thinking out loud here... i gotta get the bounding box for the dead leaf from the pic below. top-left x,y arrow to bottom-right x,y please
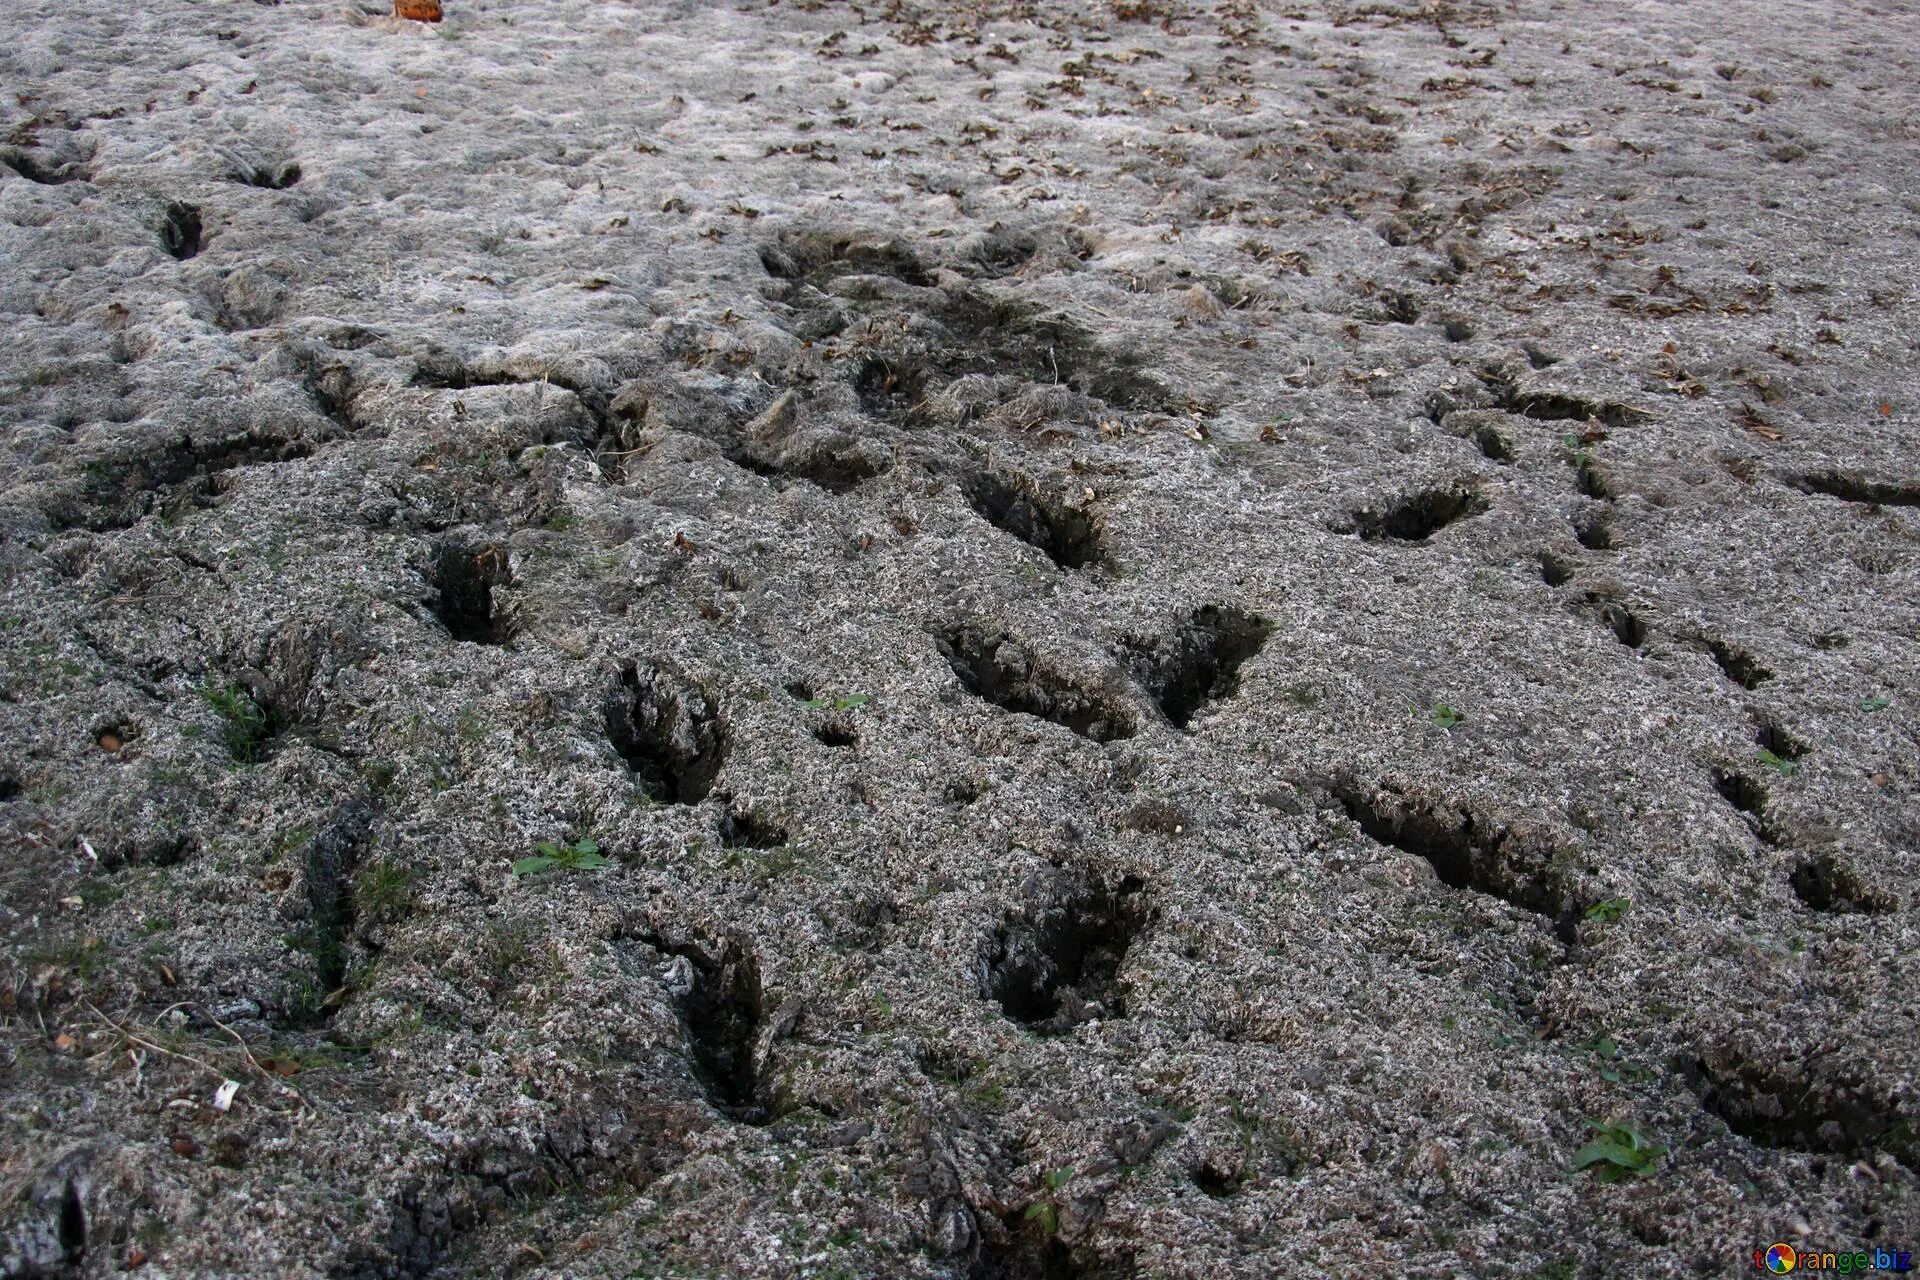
1737,404 -> 1782,441
52,1032 -> 75,1052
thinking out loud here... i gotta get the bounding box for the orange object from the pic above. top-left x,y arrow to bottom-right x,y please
394,0 -> 442,21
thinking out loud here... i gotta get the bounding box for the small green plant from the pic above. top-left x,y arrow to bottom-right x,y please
354,858 -> 413,924
1572,1119 -> 1665,1182
1579,1036 -> 1653,1084
1755,749 -> 1799,777
1562,432 -> 1594,468
798,692 -> 873,712
1428,703 -> 1464,729
1860,694 -> 1892,712
1023,1167 -> 1075,1234
200,683 -> 270,762
1583,897 -> 1630,925
512,837 -> 610,877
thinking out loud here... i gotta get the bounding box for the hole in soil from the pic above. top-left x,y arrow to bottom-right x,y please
1711,769 -> 1769,816
1753,717 -> 1809,761
853,354 -> 931,422
1690,1053 -> 1910,1162
1122,605 -> 1272,730
1587,596 -> 1648,649
964,471 -> 1103,569
984,875 -> 1149,1036
232,161 -> 301,189
0,771 -> 19,801
654,937 -> 766,1121
1705,639 -> 1773,689
430,540 -> 511,645
939,627 -> 1135,743
1575,463 -> 1614,500
56,1177 -> 85,1257
971,1229 -> 1084,1280
604,663 -> 728,803
975,1228 -> 1098,1280
945,778 -> 984,805
1350,487 -> 1487,542
719,808 -> 788,849
1523,343 -> 1559,369
1377,290 -> 1421,324
1789,853 -> 1894,914
1,148 -> 89,185
1480,370 -> 1643,428
1791,471 -> 1920,508
1337,779 -> 1578,936
160,202 -> 202,260
1573,510 -> 1614,550
300,798 -> 375,1019
963,232 -> 1038,280
1122,798 -> 1188,835
1441,318 -> 1475,343
302,361 -> 359,432
1191,1162 -> 1241,1198
1539,552 -> 1575,586
784,679 -> 816,701
1469,423 -> 1512,462
814,721 -> 857,748
820,284 -> 1171,425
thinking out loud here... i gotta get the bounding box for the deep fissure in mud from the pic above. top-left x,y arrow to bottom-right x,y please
1789,852 -> 1894,914
1691,1053 -> 1911,1162
719,807 -> 788,849
1705,638 -> 1773,689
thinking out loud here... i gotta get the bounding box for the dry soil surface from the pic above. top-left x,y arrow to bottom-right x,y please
2,1 -> 1919,1277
